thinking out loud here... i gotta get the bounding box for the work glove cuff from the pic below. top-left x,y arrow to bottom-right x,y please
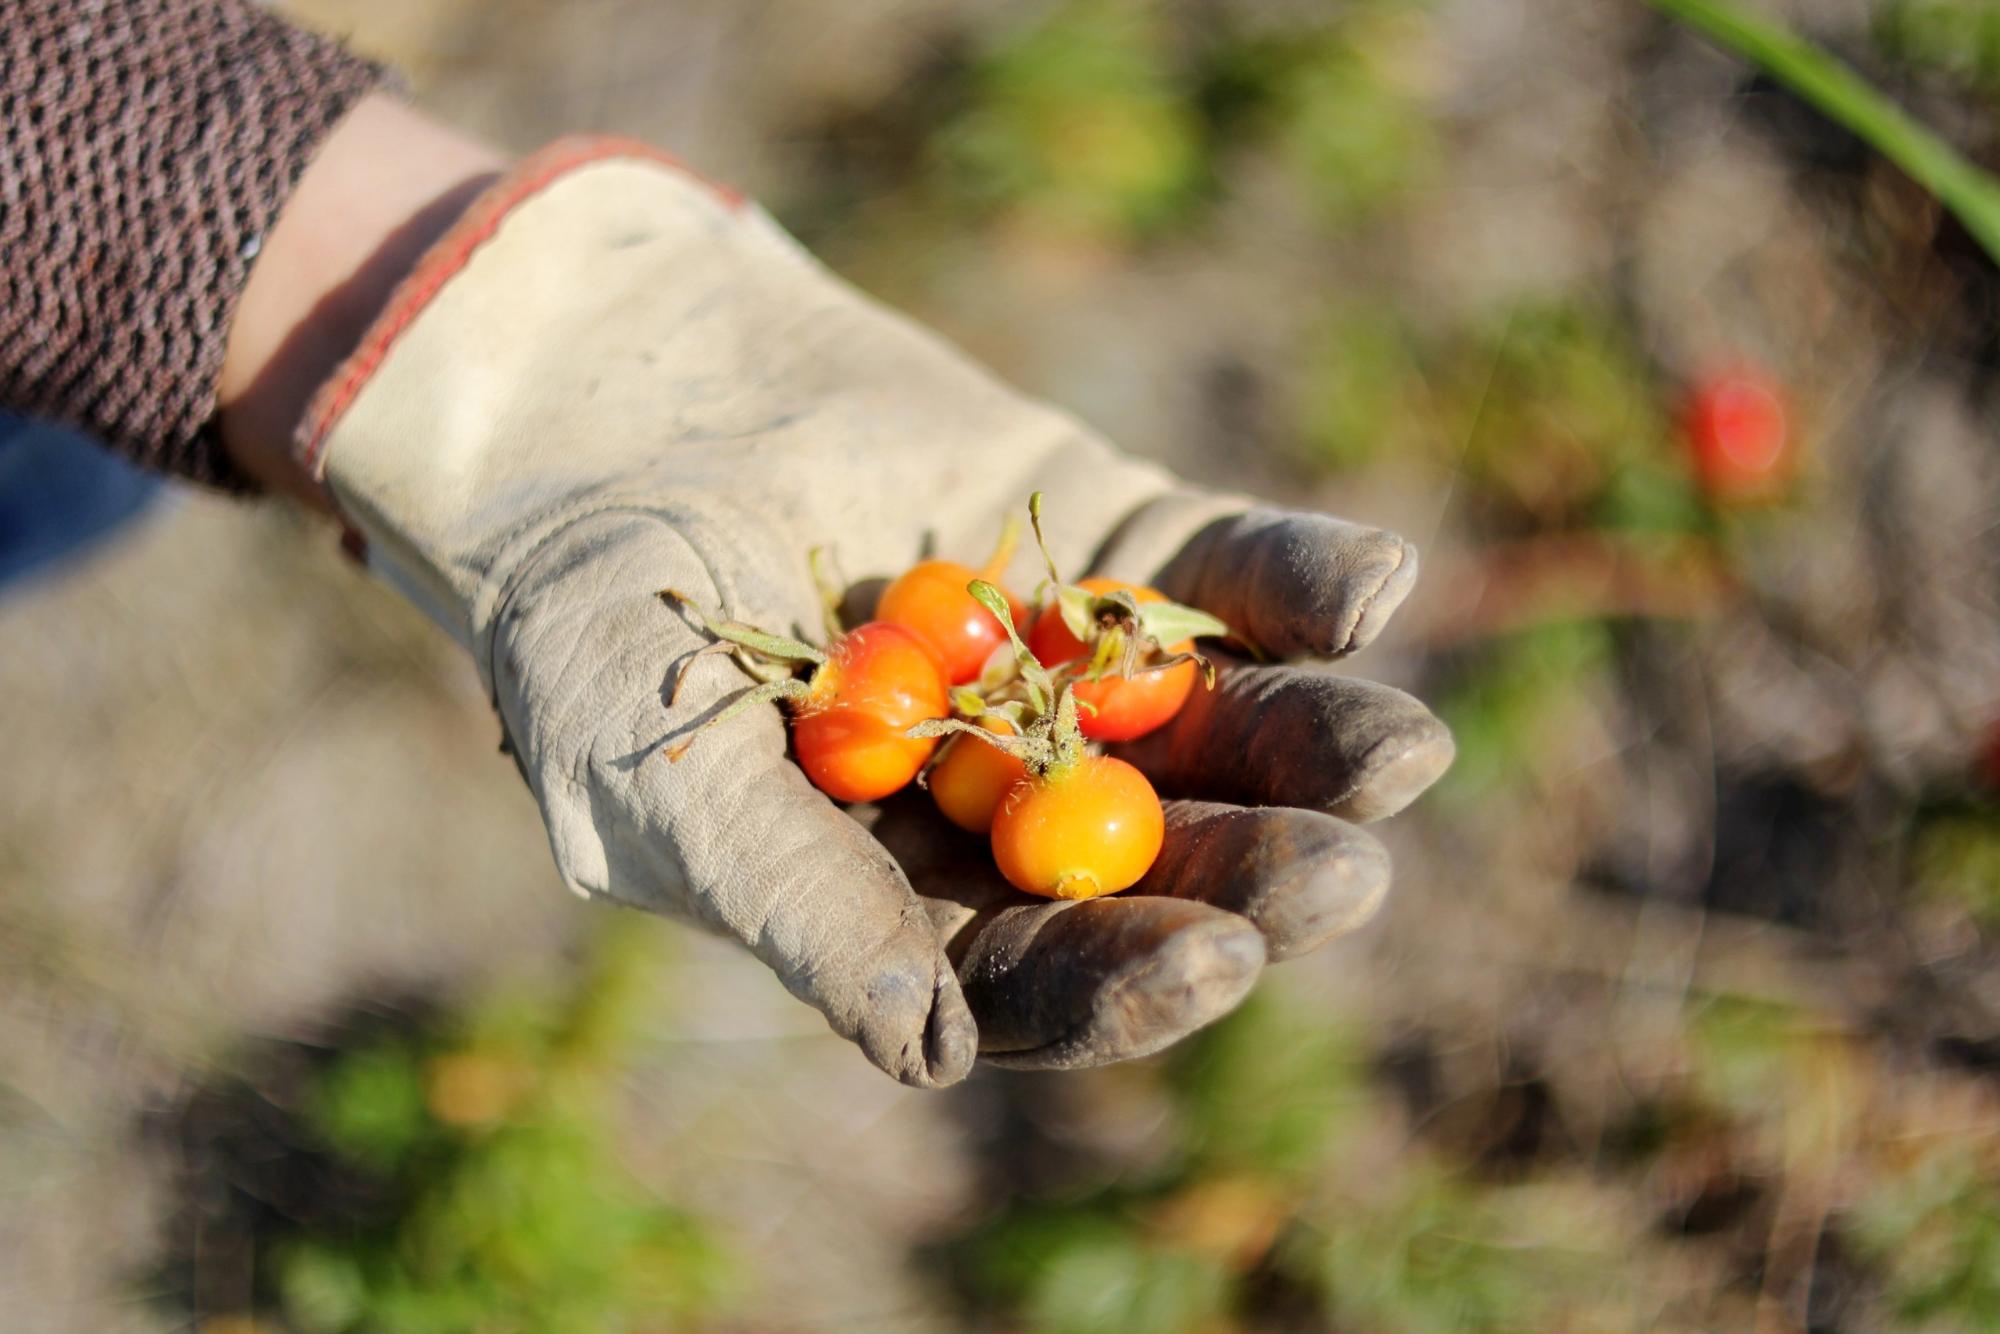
295,137 -> 807,664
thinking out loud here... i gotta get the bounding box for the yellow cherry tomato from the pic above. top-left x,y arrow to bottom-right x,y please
990,755 -> 1164,900
929,718 -> 1029,834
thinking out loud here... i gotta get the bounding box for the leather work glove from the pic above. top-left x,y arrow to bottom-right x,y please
300,139 -> 1454,1088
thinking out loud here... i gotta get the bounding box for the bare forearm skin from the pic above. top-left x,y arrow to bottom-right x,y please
216,95 -> 506,507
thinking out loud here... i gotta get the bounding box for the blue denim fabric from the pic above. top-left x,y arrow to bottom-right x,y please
0,416 -> 164,592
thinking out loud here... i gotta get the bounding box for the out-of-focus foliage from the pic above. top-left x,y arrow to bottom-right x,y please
1664,0 -> 2000,267
1910,800 -> 2000,926
937,1 -> 1204,240
0,1 -> 1987,1328
1435,618 -> 1617,803
932,0 -> 1435,243
1206,1 -> 1438,226
1302,299 -> 1703,533
273,923 -> 730,1332
1292,305 -> 1426,473
1876,0 -> 2000,98
1286,1171 -> 1618,1333
946,996 -> 1629,1331
1680,993 -> 2000,1330
1165,988 -> 1367,1176
1853,1144 -> 2000,1324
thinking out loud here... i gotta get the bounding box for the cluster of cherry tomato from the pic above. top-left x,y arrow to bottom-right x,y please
662,496 -> 1230,900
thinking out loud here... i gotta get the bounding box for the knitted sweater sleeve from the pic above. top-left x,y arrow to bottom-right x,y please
1,0 -> 386,486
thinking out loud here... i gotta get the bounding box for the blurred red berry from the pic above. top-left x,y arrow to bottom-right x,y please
1982,717 -> 2000,794
1681,367 -> 1792,504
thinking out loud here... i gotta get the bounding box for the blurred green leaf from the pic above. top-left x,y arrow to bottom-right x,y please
1287,1171 -> 1613,1331
1271,14 -> 1438,225
969,1207 -> 1232,1334
1166,991 -> 1369,1179
275,1243 -> 369,1332
1295,307 -> 1426,472
1657,0 -> 2000,264
1689,993 -> 1801,1119
310,1044 -> 432,1170
274,921 -> 730,1331
937,0 -> 1204,240
1877,0 -> 2000,97
1291,295 -> 1696,542
1436,618 -> 1616,802
1594,454 -> 1708,538
1911,806 -> 2000,926
1198,2 -> 1437,226
1452,303 -> 1677,523
1851,1145 -> 2000,1326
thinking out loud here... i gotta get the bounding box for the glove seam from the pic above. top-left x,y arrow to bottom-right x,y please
1334,536 -> 1414,658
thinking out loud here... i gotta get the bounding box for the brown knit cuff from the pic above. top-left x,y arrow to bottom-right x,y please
1,0 -> 388,488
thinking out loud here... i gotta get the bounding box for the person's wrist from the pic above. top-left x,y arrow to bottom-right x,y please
215,94 -> 505,506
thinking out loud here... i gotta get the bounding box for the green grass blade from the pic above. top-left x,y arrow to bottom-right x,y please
1653,0 -> 2000,264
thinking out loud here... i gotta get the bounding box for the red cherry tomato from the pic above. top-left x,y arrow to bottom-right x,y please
1028,576 -> 1196,742
1682,367 -> 1793,504
790,622 -> 948,803
877,560 -> 1025,685
929,718 -> 1029,834
990,755 -> 1164,900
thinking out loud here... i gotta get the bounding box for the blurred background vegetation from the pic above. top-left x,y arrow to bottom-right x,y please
3,0 -> 1998,1329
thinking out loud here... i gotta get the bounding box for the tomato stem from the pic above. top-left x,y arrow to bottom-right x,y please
907,716 -> 1047,764
1042,683 -> 1087,779
977,514 -> 1022,586
1084,626 -> 1127,681
1027,491 -> 1065,591
805,547 -> 848,643
661,677 -> 812,762
1652,0 -> 2000,265
1138,647 -> 1216,689
969,578 -> 1055,717
659,589 -> 827,665
1022,494 -> 1231,685
667,640 -> 738,708
908,677 -> 1088,781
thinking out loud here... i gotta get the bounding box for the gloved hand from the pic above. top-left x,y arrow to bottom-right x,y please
302,139 -> 1453,1087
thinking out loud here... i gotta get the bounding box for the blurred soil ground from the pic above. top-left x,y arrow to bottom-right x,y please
4,1 -> 1999,1329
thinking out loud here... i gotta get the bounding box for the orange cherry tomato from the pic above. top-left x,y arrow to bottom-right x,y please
991,755 -> 1164,900
790,622 -> 948,803
1682,366 -> 1793,504
1027,576 -> 1196,742
929,718 -> 1029,834
877,560 -> 1026,685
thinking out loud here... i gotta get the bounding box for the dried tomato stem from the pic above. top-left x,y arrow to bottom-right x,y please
1027,491 -> 1066,591
662,677 -> 812,762
806,547 -> 848,642
658,589 -> 827,665
977,514 -> 1022,586
907,716 -> 1049,765
1134,647 -> 1215,688
668,640 -> 738,708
